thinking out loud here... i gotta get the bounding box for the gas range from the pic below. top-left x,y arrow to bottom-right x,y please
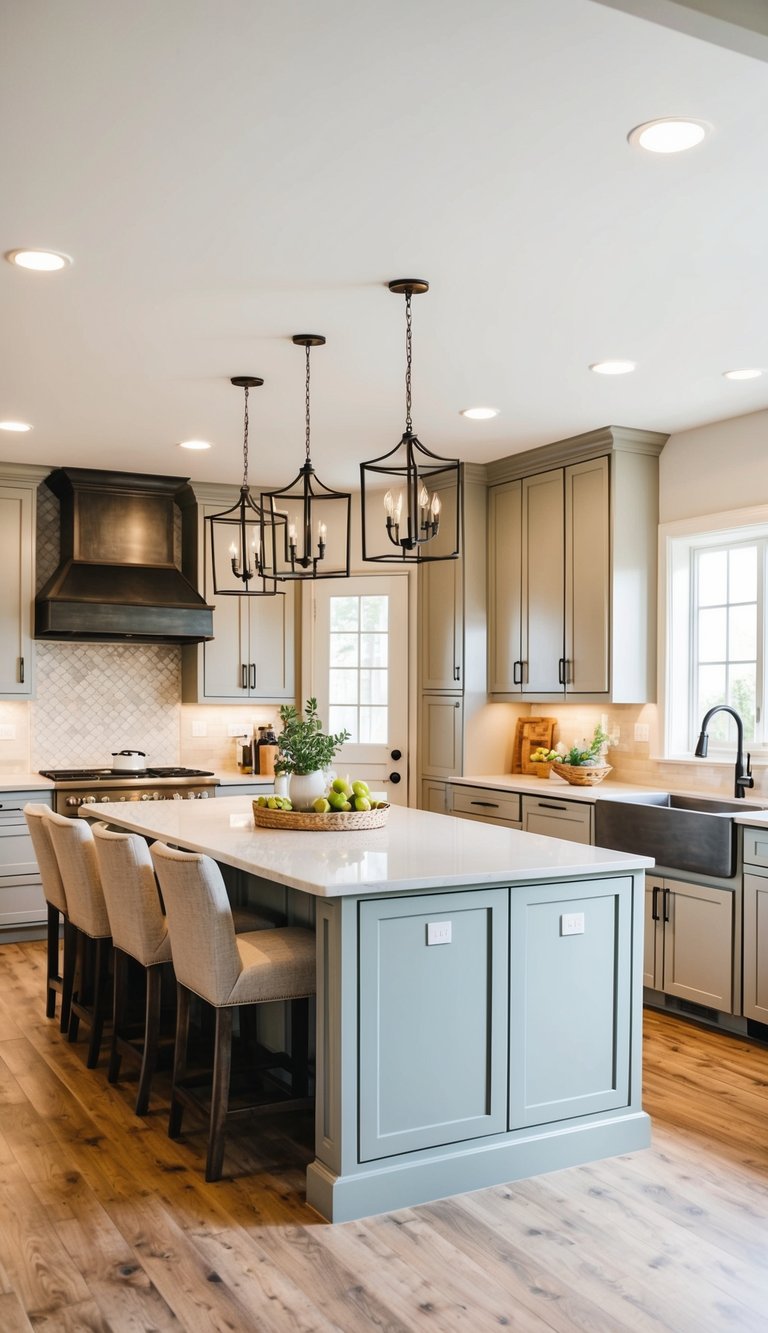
40,767 -> 218,815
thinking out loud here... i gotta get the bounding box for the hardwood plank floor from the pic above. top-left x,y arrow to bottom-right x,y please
1,940 -> 767,1332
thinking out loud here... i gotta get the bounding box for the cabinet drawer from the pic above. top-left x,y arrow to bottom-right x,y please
450,787 -> 521,824
743,826 -> 768,868
521,795 -> 592,844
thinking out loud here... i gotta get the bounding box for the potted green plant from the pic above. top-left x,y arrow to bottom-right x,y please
275,698 -> 350,808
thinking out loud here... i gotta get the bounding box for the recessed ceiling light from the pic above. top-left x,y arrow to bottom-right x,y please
6,248 -> 72,271
589,361 -> 636,376
627,118 -> 709,154
0,420 -> 32,432
460,406 -> 499,420
723,368 -> 763,381
178,439 -> 212,450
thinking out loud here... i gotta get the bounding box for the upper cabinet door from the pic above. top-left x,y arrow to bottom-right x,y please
565,456 -> 609,695
419,557 -> 462,691
246,592 -> 295,699
488,480 -> 522,694
521,469 -> 564,694
0,485 -> 34,699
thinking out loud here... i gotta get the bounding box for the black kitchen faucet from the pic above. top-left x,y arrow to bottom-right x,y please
694,704 -> 754,799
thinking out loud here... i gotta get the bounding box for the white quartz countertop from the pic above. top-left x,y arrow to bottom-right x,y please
0,774 -> 54,793
80,794 -> 652,898
450,773 -> 768,807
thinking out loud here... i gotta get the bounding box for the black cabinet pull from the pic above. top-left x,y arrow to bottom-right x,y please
558,657 -> 565,685
470,800 -> 499,809
250,663 -> 256,690
651,886 -> 660,922
537,801 -> 568,812
390,749 -> 402,761
453,665 -> 461,682
663,888 -> 671,923
241,663 -> 248,689
18,656 -> 24,685
389,772 -> 401,784
513,659 -> 522,685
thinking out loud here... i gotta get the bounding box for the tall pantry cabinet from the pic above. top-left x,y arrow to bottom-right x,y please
487,427 -> 667,704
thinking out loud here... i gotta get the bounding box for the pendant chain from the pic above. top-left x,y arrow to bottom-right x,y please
241,385 -> 250,489
405,289 -> 413,433
305,343 -> 312,462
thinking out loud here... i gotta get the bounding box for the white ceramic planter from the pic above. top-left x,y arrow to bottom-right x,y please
288,770 -> 327,810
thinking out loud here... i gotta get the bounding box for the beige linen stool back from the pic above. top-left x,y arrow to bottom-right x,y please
24,803 -> 76,1030
44,809 -> 113,1068
92,823 -> 174,1115
150,840 -> 316,1182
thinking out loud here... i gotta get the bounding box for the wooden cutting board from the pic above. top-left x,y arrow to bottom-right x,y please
512,717 -> 556,773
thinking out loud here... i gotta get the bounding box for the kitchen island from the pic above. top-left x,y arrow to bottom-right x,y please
82,795 -> 653,1222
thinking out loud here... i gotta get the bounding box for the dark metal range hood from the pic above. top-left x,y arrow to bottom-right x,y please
35,468 -> 214,644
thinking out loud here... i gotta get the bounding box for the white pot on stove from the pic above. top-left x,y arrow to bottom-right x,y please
111,749 -> 148,772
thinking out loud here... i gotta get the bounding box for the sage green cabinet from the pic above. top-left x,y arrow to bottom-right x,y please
743,871 -> 768,1023
419,694 -> 463,778
644,874 -> 734,1012
358,888 -> 509,1160
488,427 -> 665,704
509,876 -> 632,1128
0,483 -> 36,699
420,779 -> 448,814
420,556 -> 462,691
181,492 -> 295,703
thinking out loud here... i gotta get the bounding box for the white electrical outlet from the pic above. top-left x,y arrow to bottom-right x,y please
561,912 -> 585,936
426,921 -> 452,946
191,720 -> 207,738
634,723 -> 650,742
0,724 -> 16,740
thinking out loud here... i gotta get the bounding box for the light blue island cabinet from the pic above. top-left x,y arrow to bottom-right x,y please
81,795 -> 652,1223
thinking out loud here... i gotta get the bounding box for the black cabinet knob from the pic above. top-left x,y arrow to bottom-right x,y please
389,772 -> 402,784
390,749 -> 402,761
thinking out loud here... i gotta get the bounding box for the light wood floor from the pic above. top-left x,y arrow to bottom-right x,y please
1,942 -> 767,1332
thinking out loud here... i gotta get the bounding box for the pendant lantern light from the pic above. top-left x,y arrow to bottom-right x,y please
360,279 -> 462,563
206,376 -> 281,596
261,335 -> 351,580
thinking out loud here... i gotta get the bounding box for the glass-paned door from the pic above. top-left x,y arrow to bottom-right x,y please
312,576 -> 409,805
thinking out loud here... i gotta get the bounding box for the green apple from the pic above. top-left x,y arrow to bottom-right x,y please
351,780 -> 370,798
340,800 -> 352,812
313,797 -> 331,814
328,790 -> 346,810
353,795 -> 371,812
331,776 -> 353,797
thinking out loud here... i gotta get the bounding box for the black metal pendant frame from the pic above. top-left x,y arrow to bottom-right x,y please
360,431 -> 462,564
260,335 -> 351,581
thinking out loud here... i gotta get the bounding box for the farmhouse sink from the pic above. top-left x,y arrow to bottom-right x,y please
594,792 -> 767,879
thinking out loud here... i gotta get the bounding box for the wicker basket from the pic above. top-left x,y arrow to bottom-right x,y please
551,762 -> 612,787
252,801 -> 389,831
531,762 -> 554,779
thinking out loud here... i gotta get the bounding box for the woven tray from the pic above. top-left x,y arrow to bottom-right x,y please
551,763 -> 612,787
252,801 -> 390,831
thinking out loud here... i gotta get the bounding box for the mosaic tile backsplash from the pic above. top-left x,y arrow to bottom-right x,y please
31,642 -> 181,770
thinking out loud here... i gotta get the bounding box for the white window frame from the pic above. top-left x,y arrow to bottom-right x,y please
659,504 -> 768,762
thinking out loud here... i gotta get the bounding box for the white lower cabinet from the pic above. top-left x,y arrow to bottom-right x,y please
0,793 -> 50,929
521,794 -> 592,844
645,874 -> 734,1013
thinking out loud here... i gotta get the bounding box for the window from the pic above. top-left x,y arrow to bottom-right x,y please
327,594 -> 389,743
663,512 -> 768,757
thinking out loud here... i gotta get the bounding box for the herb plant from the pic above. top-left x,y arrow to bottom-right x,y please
275,698 -> 350,775
562,723 -> 612,767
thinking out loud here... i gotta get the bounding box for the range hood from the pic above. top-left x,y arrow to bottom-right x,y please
35,468 -> 214,644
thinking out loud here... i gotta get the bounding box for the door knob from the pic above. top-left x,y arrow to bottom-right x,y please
389,772 -> 402,784
390,749 -> 402,761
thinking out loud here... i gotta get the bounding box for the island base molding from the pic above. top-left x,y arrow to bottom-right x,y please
306,1111 -> 652,1223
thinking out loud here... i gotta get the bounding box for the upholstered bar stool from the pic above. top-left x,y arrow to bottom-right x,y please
150,841 -> 316,1182
44,809 -> 113,1068
91,823 -> 175,1115
24,803 -> 77,1030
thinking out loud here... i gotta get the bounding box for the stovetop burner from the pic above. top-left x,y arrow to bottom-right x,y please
39,767 -> 215,781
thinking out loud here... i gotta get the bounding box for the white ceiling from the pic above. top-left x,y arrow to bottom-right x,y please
2,0 -> 767,490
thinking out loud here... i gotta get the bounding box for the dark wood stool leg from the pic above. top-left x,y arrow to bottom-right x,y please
86,937 -> 111,1069
68,932 -> 87,1043
135,965 -> 163,1116
46,903 -> 60,1019
168,983 -> 190,1140
61,920 -> 76,1034
108,948 -> 127,1084
290,997 -> 310,1098
206,1007 -> 233,1183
